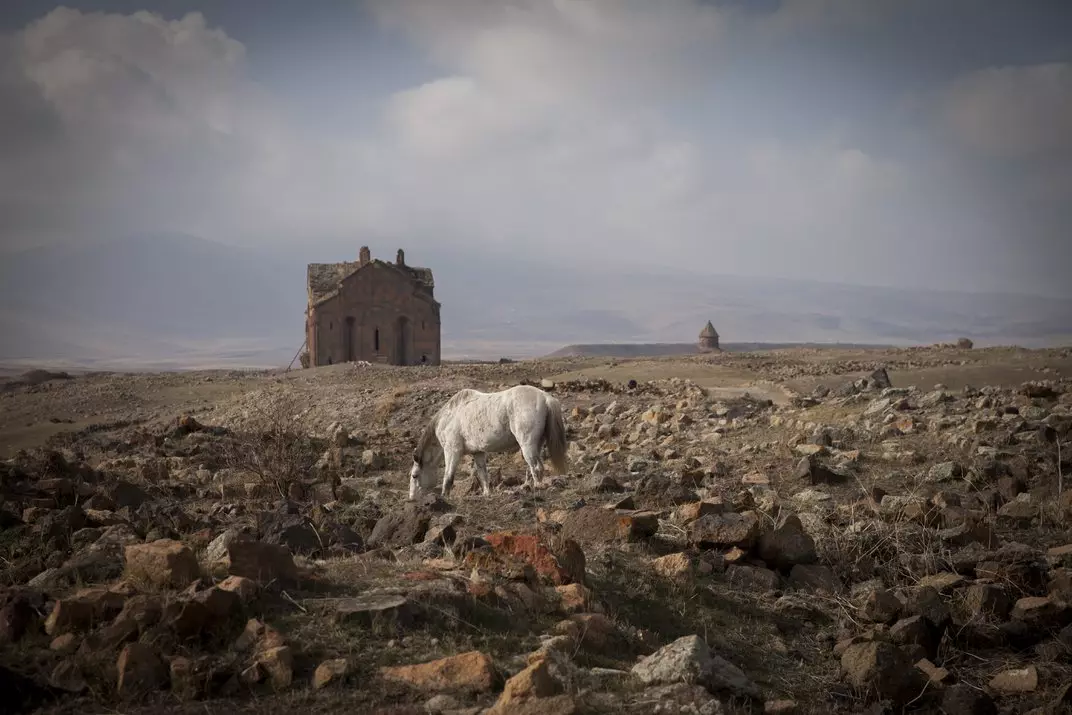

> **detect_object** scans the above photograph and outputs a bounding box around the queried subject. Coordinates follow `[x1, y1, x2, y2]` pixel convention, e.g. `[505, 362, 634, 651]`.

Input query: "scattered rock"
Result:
[689, 511, 763, 549]
[380, 651, 497, 693]
[124, 539, 200, 588]
[465, 532, 583, 586]
[335, 594, 414, 631]
[489, 653, 562, 712]
[631, 634, 760, 700]
[941, 683, 997, 715]
[861, 588, 903, 625]
[218, 575, 259, 602]
[840, 641, 927, 705]
[225, 540, 298, 582]
[988, 665, 1038, 694]
[258, 646, 295, 690]
[793, 456, 847, 485]
[757, 514, 817, 571]
[313, 658, 349, 689]
[652, 552, 695, 580]
[116, 643, 167, 699]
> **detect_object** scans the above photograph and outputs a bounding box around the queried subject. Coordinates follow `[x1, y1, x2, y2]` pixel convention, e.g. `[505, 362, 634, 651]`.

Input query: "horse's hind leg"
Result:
[520, 440, 544, 489]
[473, 452, 491, 496]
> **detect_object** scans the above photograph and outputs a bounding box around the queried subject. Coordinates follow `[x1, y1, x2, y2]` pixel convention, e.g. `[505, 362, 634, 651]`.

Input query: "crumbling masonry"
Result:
[304, 246, 441, 367]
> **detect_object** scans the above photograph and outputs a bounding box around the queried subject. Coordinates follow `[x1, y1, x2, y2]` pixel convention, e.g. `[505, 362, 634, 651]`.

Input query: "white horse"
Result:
[409, 384, 568, 499]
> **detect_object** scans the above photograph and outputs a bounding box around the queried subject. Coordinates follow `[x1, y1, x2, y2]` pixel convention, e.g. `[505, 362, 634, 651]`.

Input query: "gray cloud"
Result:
[942, 62, 1072, 159]
[0, 1, 1069, 302]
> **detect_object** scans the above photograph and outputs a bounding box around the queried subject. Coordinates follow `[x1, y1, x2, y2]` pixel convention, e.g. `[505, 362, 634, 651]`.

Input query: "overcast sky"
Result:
[1, 0, 1070, 298]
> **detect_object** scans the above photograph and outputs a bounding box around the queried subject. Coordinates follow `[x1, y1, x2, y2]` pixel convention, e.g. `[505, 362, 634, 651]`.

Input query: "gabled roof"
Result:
[307, 258, 437, 308]
[699, 321, 719, 338]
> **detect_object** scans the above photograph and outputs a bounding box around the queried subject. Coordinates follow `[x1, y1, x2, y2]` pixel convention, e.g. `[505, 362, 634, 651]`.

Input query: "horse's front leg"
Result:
[473, 452, 491, 496]
[441, 451, 460, 498]
[408, 461, 422, 500]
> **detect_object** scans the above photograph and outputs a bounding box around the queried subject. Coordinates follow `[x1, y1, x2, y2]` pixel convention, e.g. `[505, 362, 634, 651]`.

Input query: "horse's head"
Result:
[408, 448, 426, 487]
[408, 420, 439, 499]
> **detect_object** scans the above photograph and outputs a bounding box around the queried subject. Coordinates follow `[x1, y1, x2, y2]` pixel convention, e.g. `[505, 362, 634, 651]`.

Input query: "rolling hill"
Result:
[1, 233, 1069, 367]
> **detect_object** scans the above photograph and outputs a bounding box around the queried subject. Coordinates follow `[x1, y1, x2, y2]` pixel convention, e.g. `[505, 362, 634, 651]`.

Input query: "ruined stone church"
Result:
[304, 246, 441, 367]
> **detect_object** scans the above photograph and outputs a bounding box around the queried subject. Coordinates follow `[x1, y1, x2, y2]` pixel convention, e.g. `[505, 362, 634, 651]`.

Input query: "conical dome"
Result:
[699, 321, 719, 339]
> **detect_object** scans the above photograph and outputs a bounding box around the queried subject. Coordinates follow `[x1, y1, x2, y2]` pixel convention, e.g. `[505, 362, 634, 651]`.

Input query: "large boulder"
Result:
[124, 540, 200, 589]
[688, 511, 763, 549]
[631, 634, 760, 701]
[757, 514, 817, 571]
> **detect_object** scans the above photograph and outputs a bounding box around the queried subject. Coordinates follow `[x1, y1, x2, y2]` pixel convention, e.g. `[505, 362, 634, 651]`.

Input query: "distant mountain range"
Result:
[546, 342, 898, 358]
[0, 233, 1069, 368]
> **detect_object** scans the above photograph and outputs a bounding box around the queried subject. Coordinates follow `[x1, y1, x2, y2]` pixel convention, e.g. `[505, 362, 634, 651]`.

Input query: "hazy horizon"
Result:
[1, 1, 1071, 365]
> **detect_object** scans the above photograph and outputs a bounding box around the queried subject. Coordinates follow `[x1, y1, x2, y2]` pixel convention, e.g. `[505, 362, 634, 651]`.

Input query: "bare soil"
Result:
[1, 345, 1070, 714]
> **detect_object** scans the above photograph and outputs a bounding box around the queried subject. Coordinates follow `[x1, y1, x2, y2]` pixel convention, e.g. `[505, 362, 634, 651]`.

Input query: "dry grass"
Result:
[220, 384, 326, 499]
[373, 385, 412, 427]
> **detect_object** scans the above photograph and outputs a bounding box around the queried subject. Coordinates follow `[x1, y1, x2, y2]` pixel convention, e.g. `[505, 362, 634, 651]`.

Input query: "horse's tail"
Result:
[543, 397, 569, 475]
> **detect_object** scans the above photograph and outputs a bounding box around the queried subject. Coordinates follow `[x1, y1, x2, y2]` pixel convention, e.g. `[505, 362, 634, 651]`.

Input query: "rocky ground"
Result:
[1, 346, 1071, 714]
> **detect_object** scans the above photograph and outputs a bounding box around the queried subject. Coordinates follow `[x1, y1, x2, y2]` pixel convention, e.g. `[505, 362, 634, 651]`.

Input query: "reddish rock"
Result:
[226, 540, 298, 582]
[840, 642, 926, 705]
[217, 575, 259, 602]
[554, 583, 591, 614]
[117, 643, 167, 699]
[617, 511, 660, 541]
[258, 646, 294, 690]
[689, 511, 764, 549]
[487, 653, 566, 714]
[653, 552, 695, 580]
[380, 651, 497, 693]
[861, 589, 903, 625]
[313, 658, 349, 689]
[44, 598, 96, 637]
[466, 532, 580, 586]
[124, 539, 200, 588]
[989, 665, 1037, 694]
[676, 500, 725, 523]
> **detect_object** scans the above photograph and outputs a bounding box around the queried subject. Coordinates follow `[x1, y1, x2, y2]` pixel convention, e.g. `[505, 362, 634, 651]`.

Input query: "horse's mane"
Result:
[413, 416, 438, 465]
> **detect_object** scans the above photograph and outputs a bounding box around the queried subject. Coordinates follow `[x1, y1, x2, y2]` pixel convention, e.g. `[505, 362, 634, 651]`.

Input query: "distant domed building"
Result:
[698, 321, 720, 352]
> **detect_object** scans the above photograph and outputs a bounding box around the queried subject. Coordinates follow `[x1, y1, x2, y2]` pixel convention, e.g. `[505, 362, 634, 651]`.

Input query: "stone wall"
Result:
[307, 262, 441, 366]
